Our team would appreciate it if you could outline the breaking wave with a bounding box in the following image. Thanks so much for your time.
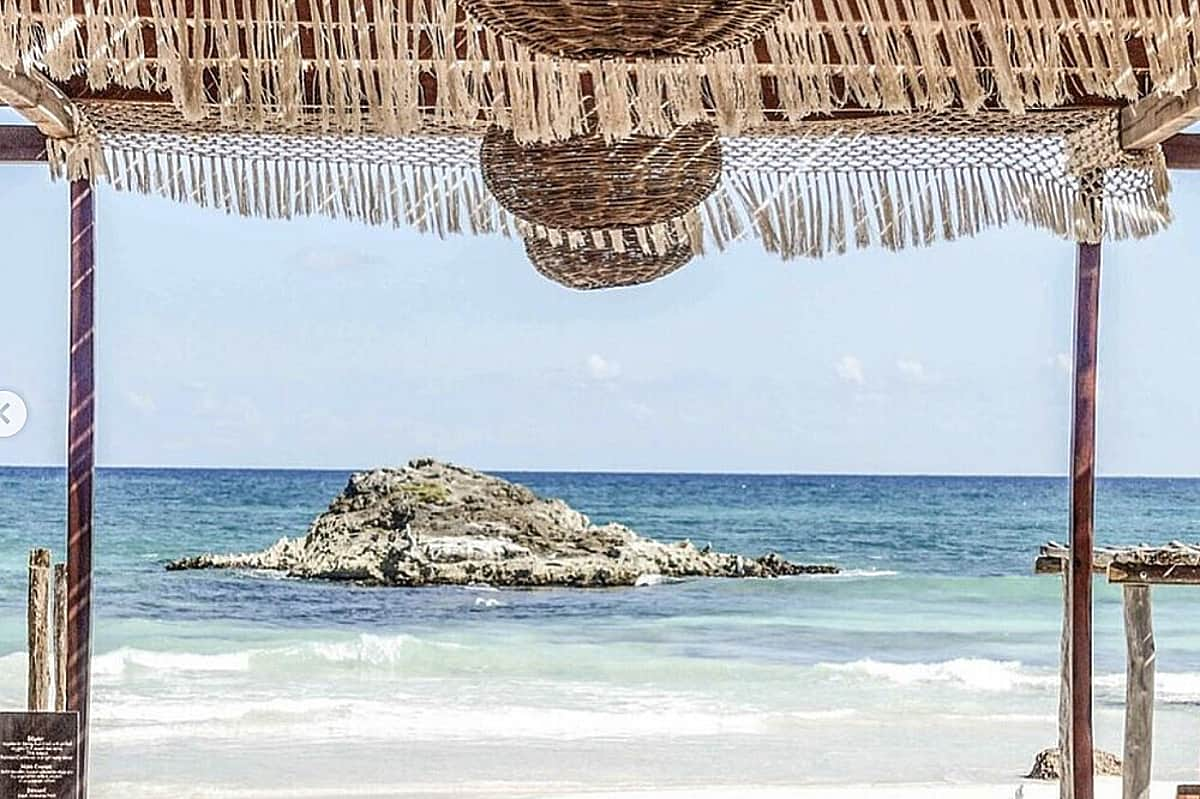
[817,658,1058,692]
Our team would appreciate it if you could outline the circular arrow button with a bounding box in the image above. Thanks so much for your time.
[0,391,29,438]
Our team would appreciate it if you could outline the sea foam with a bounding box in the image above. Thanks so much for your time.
[92,648,252,677]
[817,658,1058,692]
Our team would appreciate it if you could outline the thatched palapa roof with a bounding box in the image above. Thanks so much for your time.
[2,0,1196,273]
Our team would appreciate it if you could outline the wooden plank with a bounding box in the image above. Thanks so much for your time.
[1121,87,1200,150]
[1110,563,1200,585]
[1068,239,1102,799]
[1122,585,1154,799]
[27,549,51,711]
[54,75,1128,125]
[53,563,67,713]
[0,66,75,138]
[1163,134,1200,170]
[0,125,47,162]
[1038,555,1110,575]
[67,178,95,799]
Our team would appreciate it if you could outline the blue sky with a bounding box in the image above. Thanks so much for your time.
[2,115,1199,473]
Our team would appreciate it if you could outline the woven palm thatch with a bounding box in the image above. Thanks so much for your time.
[2,0,1197,144]
[458,0,791,58]
[481,123,722,230]
[526,232,694,290]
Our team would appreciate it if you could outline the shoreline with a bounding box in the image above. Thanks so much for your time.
[90,779,1178,799]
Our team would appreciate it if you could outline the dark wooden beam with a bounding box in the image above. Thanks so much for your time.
[67,177,95,799]
[1069,239,1102,799]
[0,124,47,162]
[1163,134,1200,170]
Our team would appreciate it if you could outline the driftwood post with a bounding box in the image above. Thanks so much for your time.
[27,548,51,711]
[1060,572,1074,799]
[1122,585,1155,799]
[54,563,68,712]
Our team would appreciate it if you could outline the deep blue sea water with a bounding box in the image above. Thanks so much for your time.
[2,468,1200,796]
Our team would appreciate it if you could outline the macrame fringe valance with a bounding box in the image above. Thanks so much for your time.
[4,0,1199,143]
[47,103,1170,265]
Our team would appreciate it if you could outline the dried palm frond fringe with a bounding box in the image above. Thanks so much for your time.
[2,0,1198,143]
[47,104,1170,261]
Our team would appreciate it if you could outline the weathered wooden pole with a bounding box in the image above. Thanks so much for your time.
[1067,239,1102,799]
[1060,573,1074,799]
[27,548,51,710]
[1122,585,1155,799]
[54,563,68,712]
[68,177,96,799]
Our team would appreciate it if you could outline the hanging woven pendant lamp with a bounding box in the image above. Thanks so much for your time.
[526,234,694,291]
[459,0,790,58]
[482,122,722,231]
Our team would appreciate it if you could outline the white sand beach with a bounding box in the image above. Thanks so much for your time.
[86,778,1184,799]
[545,784,1175,799]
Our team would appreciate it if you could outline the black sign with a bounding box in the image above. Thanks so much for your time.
[0,712,79,799]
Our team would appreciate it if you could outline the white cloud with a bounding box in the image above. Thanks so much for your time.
[896,359,927,382]
[295,248,380,271]
[125,391,157,414]
[1054,353,1073,374]
[835,355,865,386]
[624,400,654,420]
[586,354,621,381]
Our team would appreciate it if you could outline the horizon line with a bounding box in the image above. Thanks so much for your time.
[2,462,1199,480]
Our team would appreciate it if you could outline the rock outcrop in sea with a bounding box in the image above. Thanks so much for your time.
[167,458,840,587]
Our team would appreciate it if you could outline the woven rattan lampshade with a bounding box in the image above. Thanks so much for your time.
[526,235,693,290]
[459,0,789,59]
[483,123,722,231]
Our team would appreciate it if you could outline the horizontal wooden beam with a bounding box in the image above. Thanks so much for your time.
[1108,562,1200,585]
[0,67,75,138]
[1121,86,1200,150]
[1163,133,1200,170]
[0,125,48,162]
[1037,555,1110,575]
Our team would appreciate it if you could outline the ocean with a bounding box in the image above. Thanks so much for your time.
[2,468,1200,798]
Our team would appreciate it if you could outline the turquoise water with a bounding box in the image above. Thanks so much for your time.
[2,468,1200,796]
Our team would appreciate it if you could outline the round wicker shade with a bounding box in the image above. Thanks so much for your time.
[526,236,693,290]
[459,0,790,59]
[483,123,722,231]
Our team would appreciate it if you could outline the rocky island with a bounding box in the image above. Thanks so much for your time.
[167,458,839,587]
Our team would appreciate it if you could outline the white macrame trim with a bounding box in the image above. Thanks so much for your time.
[46,103,1171,259]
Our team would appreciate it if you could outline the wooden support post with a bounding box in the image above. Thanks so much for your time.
[1122,585,1155,799]
[54,563,68,713]
[1068,240,1102,799]
[27,549,51,711]
[68,178,96,799]
[1060,573,1073,799]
